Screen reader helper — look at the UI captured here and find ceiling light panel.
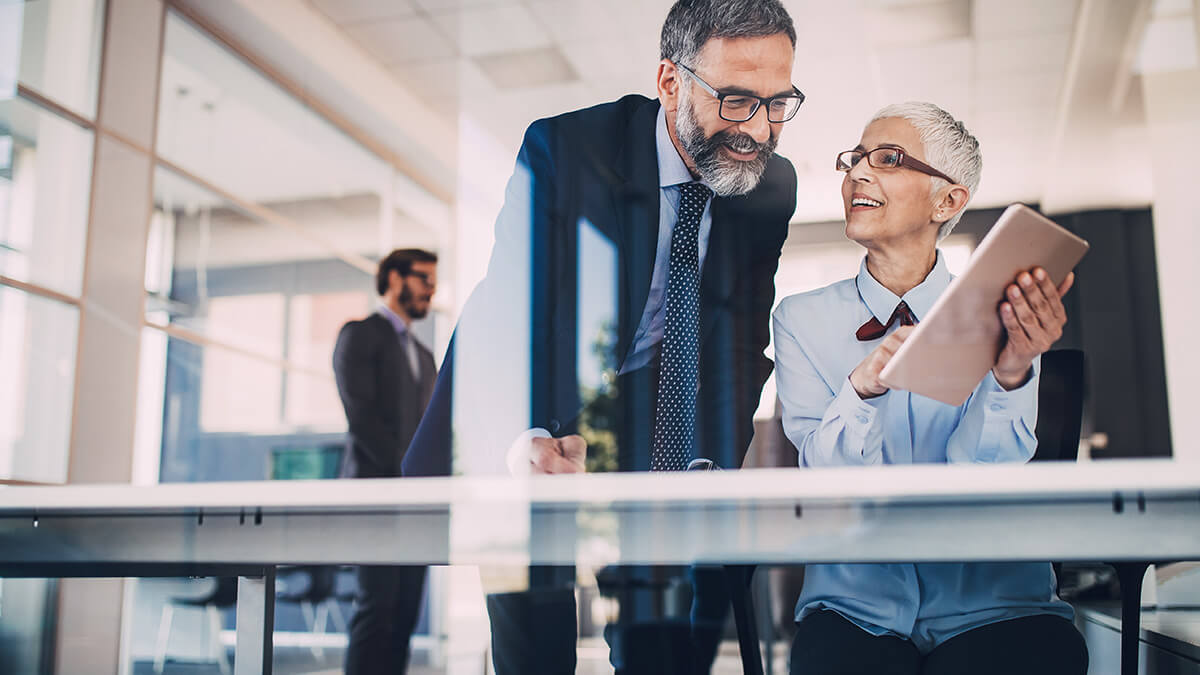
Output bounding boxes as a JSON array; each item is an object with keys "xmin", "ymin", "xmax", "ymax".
[
  {"xmin": 866, "ymin": 0, "xmax": 970, "ymax": 48},
  {"xmin": 345, "ymin": 17, "xmax": 457, "ymax": 66},
  {"xmin": 475, "ymin": 46, "xmax": 579, "ymax": 89},
  {"xmin": 972, "ymin": 0, "xmax": 1080, "ymax": 38},
  {"xmin": 432, "ymin": 4, "xmax": 553, "ymax": 57},
  {"xmin": 309, "ymin": 0, "xmax": 418, "ymax": 25}
]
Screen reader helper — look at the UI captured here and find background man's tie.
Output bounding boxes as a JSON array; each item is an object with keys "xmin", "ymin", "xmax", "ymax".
[{"xmin": 651, "ymin": 182, "xmax": 712, "ymax": 471}]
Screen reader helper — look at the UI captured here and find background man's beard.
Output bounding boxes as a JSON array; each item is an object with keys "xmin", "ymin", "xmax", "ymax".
[
  {"xmin": 399, "ymin": 285, "xmax": 430, "ymax": 319},
  {"xmin": 676, "ymin": 94, "xmax": 777, "ymax": 197}
]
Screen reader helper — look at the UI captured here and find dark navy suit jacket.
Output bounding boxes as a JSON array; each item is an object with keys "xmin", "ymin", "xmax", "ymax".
[{"xmin": 403, "ymin": 95, "xmax": 796, "ymax": 477}]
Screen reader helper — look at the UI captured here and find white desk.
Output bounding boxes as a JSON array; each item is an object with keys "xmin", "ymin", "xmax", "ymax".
[{"xmin": 2, "ymin": 460, "xmax": 1198, "ymax": 674}]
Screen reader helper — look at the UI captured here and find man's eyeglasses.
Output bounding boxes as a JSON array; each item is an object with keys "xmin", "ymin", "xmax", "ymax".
[
  {"xmin": 676, "ymin": 63, "xmax": 805, "ymax": 124},
  {"xmin": 836, "ymin": 147, "xmax": 958, "ymax": 185},
  {"xmin": 406, "ymin": 271, "xmax": 436, "ymax": 288}
]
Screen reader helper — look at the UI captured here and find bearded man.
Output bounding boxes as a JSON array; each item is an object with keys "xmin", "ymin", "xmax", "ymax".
[
  {"xmin": 333, "ymin": 248, "xmax": 438, "ymax": 675},
  {"xmin": 403, "ymin": 0, "xmax": 801, "ymax": 672}
]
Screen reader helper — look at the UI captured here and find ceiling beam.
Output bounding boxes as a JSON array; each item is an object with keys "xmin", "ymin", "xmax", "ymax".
[
  {"xmin": 169, "ymin": 0, "xmax": 456, "ymax": 205},
  {"xmin": 1042, "ymin": 0, "xmax": 1154, "ymax": 213},
  {"xmin": 1109, "ymin": 0, "xmax": 1155, "ymax": 113}
]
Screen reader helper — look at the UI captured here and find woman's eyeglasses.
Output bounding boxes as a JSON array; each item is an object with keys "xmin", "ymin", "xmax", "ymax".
[{"xmin": 836, "ymin": 147, "xmax": 958, "ymax": 185}]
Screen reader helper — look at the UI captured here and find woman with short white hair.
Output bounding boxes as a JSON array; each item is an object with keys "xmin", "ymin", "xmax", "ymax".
[{"xmin": 774, "ymin": 102, "xmax": 1088, "ymax": 674}]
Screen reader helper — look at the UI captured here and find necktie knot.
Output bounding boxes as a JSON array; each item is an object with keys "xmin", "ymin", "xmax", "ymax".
[
  {"xmin": 678, "ymin": 181, "xmax": 713, "ymax": 206},
  {"xmin": 856, "ymin": 300, "xmax": 918, "ymax": 341}
]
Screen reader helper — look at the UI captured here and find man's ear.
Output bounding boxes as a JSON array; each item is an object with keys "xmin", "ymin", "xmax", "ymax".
[
  {"xmin": 933, "ymin": 184, "xmax": 970, "ymax": 224},
  {"xmin": 657, "ymin": 59, "xmax": 681, "ymax": 113},
  {"xmin": 387, "ymin": 269, "xmax": 404, "ymax": 294}
]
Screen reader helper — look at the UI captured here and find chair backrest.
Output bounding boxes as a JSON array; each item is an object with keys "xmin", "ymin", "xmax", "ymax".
[
  {"xmin": 276, "ymin": 565, "xmax": 338, "ymax": 603},
  {"xmin": 170, "ymin": 576, "xmax": 240, "ymax": 608},
  {"xmin": 269, "ymin": 444, "xmax": 343, "ymax": 480},
  {"xmin": 1032, "ymin": 349, "xmax": 1086, "ymax": 462}
]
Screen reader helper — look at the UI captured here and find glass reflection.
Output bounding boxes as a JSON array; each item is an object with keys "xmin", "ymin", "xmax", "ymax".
[
  {"xmin": 156, "ymin": 12, "xmax": 391, "ymax": 215},
  {"xmin": 0, "ymin": 95, "xmax": 94, "ymax": 297},
  {"xmin": 146, "ymin": 167, "xmax": 383, "ymax": 482},
  {"xmin": 148, "ymin": 165, "xmax": 375, "ymax": 369},
  {"xmin": 3, "ymin": 0, "xmax": 104, "ymax": 117},
  {"xmin": 0, "ymin": 285, "xmax": 78, "ymax": 483}
]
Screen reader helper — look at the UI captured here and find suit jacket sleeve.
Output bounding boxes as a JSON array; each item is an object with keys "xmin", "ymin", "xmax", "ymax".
[
  {"xmin": 405, "ymin": 119, "xmax": 558, "ymax": 477},
  {"xmin": 333, "ymin": 321, "xmax": 400, "ymax": 475},
  {"xmin": 733, "ymin": 161, "xmax": 797, "ymax": 458}
]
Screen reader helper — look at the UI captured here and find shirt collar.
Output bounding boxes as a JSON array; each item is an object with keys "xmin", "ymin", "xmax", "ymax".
[
  {"xmin": 855, "ymin": 250, "xmax": 951, "ymax": 323},
  {"xmin": 655, "ymin": 106, "xmax": 711, "ymax": 190},
  {"xmin": 377, "ymin": 302, "xmax": 409, "ymax": 335}
]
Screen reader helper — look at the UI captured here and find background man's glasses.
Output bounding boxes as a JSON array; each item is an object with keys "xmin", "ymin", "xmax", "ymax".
[
  {"xmin": 835, "ymin": 147, "xmax": 958, "ymax": 185},
  {"xmin": 406, "ymin": 271, "xmax": 436, "ymax": 288},
  {"xmin": 676, "ymin": 63, "xmax": 804, "ymax": 124}
]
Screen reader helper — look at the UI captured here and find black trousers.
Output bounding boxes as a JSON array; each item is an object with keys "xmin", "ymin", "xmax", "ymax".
[
  {"xmin": 789, "ymin": 609, "xmax": 1088, "ymax": 675},
  {"xmin": 344, "ymin": 565, "xmax": 428, "ymax": 675},
  {"xmin": 485, "ymin": 566, "xmax": 730, "ymax": 675}
]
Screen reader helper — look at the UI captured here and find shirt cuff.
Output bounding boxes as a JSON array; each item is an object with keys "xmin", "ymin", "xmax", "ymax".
[
  {"xmin": 834, "ymin": 377, "xmax": 886, "ymax": 435},
  {"xmin": 976, "ymin": 368, "xmax": 1037, "ymax": 420},
  {"xmin": 505, "ymin": 427, "xmax": 551, "ymax": 476}
]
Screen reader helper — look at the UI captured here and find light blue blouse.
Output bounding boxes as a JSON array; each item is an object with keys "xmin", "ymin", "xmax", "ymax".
[{"xmin": 772, "ymin": 251, "xmax": 1074, "ymax": 654}]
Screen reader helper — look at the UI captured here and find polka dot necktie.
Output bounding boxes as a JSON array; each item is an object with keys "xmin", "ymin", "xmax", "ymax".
[{"xmin": 651, "ymin": 182, "xmax": 712, "ymax": 472}]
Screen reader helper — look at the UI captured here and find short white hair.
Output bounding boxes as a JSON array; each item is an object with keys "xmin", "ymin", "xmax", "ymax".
[{"xmin": 870, "ymin": 102, "xmax": 982, "ymax": 239}]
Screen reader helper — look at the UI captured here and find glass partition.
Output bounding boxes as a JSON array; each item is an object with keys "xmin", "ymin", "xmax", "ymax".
[
  {"xmin": 0, "ymin": 285, "xmax": 78, "ymax": 483},
  {"xmin": 0, "ymin": 94, "xmax": 94, "ymax": 297},
  {"xmin": 156, "ymin": 12, "xmax": 392, "ymax": 216},
  {"xmin": 2, "ymin": 0, "xmax": 104, "ymax": 117},
  {"xmin": 2, "ymin": 0, "xmax": 1195, "ymax": 673}
]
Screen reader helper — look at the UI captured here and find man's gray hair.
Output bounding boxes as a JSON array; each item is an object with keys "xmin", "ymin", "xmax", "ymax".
[
  {"xmin": 870, "ymin": 102, "xmax": 982, "ymax": 239},
  {"xmin": 661, "ymin": 0, "xmax": 796, "ymax": 68}
]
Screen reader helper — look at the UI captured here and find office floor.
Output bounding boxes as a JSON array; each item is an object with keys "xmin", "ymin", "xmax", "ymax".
[{"xmin": 130, "ymin": 638, "xmax": 790, "ymax": 674}]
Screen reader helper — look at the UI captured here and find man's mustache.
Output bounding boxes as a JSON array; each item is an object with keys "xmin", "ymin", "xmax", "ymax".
[{"xmin": 719, "ymin": 130, "xmax": 771, "ymax": 155}]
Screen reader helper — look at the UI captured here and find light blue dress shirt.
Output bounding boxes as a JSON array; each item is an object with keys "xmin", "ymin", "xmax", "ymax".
[
  {"xmin": 620, "ymin": 107, "xmax": 714, "ymax": 373},
  {"xmin": 772, "ymin": 251, "xmax": 1073, "ymax": 653}
]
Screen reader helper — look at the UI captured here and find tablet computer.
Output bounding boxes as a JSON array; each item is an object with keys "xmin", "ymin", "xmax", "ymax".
[{"xmin": 878, "ymin": 203, "xmax": 1089, "ymax": 406}]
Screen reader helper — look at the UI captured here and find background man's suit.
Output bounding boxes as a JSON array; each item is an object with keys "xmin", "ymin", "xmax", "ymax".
[
  {"xmin": 334, "ymin": 311, "xmax": 436, "ymax": 675},
  {"xmin": 403, "ymin": 94, "xmax": 797, "ymax": 673}
]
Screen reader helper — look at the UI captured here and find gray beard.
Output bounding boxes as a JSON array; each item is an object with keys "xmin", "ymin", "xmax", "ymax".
[{"xmin": 675, "ymin": 91, "xmax": 777, "ymax": 197}]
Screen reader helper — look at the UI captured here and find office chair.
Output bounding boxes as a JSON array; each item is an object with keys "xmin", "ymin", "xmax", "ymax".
[
  {"xmin": 1030, "ymin": 349, "xmax": 1153, "ymax": 675},
  {"xmin": 1031, "ymin": 349, "xmax": 1086, "ymax": 463},
  {"xmin": 275, "ymin": 566, "xmax": 347, "ymax": 659},
  {"xmin": 593, "ymin": 564, "xmax": 696, "ymax": 675},
  {"xmin": 153, "ymin": 576, "xmax": 238, "ymax": 674},
  {"xmin": 729, "ymin": 349, "xmax": 1107, "ymax": 675}
]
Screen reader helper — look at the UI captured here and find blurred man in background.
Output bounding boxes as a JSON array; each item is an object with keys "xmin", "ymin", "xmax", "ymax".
[{"xmin": 334, "ymin": 248, "xmax": 438, "ymax": 675}]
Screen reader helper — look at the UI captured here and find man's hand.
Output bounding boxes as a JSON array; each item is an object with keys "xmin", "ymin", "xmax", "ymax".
[
  {"xmin": 529, "ymin": 435, "xmax": 587, "ymax": 474},
  {"xmin": 849, "ymin": 325, "xmax": 915, "ymax": 399},
  {"xmin": 993, "ymin": 267, "xmax": 1074, "ymax": 390}
]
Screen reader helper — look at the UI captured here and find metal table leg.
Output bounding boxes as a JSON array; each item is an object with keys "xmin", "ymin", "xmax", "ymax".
[
  {"xmin": 234, "ymin": 568, "xmax": 275, "ymax": 675},
  {"xmin": 1112, "ymin": 561, "xmax": 1150, "ymax": 675}
]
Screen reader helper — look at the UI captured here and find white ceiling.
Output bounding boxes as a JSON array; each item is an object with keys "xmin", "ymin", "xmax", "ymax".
[
  {"xmin": 308, "ymin": 0, "xmax": 1180, "ymax": 222},
  {"xmin": 178, "ymin": 0, "xmax": 1193, "ymax": 225}
]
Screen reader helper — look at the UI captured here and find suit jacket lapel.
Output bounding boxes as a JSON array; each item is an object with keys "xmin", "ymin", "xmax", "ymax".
[{"xmin": 612, "ymin": 100, "xmax": 662, "ymax": 360}]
